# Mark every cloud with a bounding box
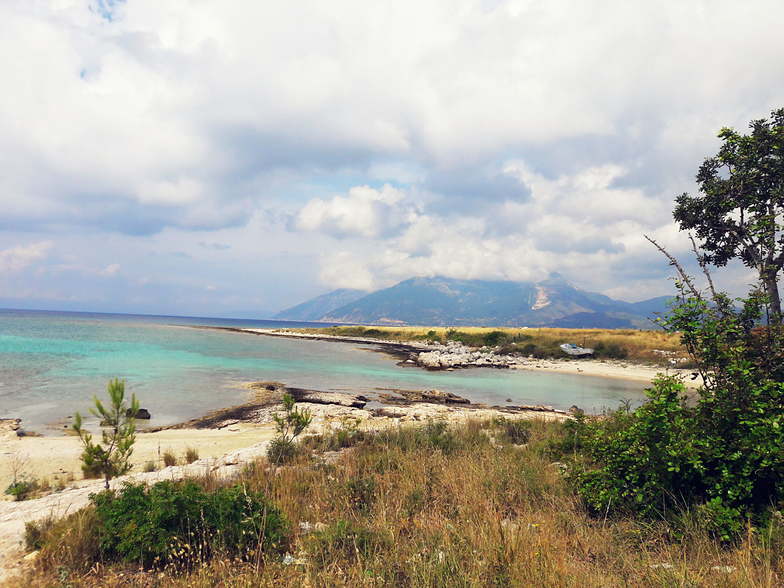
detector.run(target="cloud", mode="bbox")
[99,263,121,276]
[198,242,231,250]
[0,242,52,273]
[318,252,376,290]
[294,184,412,239]
[1,1,782,313]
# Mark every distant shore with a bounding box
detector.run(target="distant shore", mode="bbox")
[212,326,696,388]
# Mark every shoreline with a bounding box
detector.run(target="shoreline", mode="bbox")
[222,325,697,388]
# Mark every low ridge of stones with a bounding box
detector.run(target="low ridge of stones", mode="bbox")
[414,340,520,370]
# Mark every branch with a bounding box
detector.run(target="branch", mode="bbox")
[644,235,701,298]
[689,234,718,301]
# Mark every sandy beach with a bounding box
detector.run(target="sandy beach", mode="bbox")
[512,357,701,389]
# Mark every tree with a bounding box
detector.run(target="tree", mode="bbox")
[674,107,784,323]
[72,378,139,489]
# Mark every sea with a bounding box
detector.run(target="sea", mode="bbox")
[0,309,651,435]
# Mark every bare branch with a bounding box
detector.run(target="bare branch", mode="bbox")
[644,235,701,299]
[689,234,718,301]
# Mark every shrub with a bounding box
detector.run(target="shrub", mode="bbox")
[143,460,157,473]
[572,281,784,538]
[88,480,287,567]
[5,478,39,501]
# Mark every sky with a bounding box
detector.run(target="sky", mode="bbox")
[2,0,783,317]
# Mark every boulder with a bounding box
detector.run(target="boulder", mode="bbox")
[127,408,152,419]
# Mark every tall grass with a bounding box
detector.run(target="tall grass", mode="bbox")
[13,417,782,587]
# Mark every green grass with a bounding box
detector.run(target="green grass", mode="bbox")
[13,417,783,587]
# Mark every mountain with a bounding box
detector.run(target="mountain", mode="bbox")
[275,276,670,329]
[272,288,369,322]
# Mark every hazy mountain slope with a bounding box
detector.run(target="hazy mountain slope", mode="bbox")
[316,276,669,328]
[273,289,369,322]
[274,276,671,328]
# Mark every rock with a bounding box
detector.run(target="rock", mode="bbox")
[0,418,22,436]
[129,408,152,419]
[569,405,583,415]
[288,389,368,408]
[24,550,40,561]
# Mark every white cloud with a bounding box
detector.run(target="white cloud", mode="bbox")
[318,252,375,290]
[295,184,410,239]
[99,263,121,276]
[0,242,52,273]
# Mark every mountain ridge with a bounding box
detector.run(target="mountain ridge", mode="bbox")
[274,276,670,329]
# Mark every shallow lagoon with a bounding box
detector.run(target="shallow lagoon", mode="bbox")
[0,309,650,434]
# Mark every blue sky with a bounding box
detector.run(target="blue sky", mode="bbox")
[1,0,782,317]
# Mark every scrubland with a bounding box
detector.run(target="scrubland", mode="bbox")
[13,416,782,588]
[301,325,687,364]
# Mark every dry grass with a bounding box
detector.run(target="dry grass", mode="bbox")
[13,418,783,588]
[295,325,686,364]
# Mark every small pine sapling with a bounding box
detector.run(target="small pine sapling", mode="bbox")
[267,393,312,463]
[72,378,140,489]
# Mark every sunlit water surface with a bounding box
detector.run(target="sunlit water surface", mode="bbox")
[0,309,650,435]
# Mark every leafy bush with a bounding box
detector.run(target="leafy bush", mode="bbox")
[5,478,38,501]
[88,480,287,567]
[572,283,784,539]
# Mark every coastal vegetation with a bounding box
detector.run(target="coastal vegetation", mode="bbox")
[15,415,784,587]
[72,378,139,489]
[267,392,314,464]
[299,325,686,364]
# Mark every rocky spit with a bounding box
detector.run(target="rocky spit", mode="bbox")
[233,328,522,371]
[412,340,522,370]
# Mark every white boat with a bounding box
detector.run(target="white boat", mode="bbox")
[560,343,594,357]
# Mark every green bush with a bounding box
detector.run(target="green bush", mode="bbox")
[571,286,784,539]
[5,478,38,501]
[89,480,287,567]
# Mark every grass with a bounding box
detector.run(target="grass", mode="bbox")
[294,325,687,364]
[13,417,784,587]
[163,449,177,467]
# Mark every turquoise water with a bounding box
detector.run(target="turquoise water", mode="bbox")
[0,309,650,434]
